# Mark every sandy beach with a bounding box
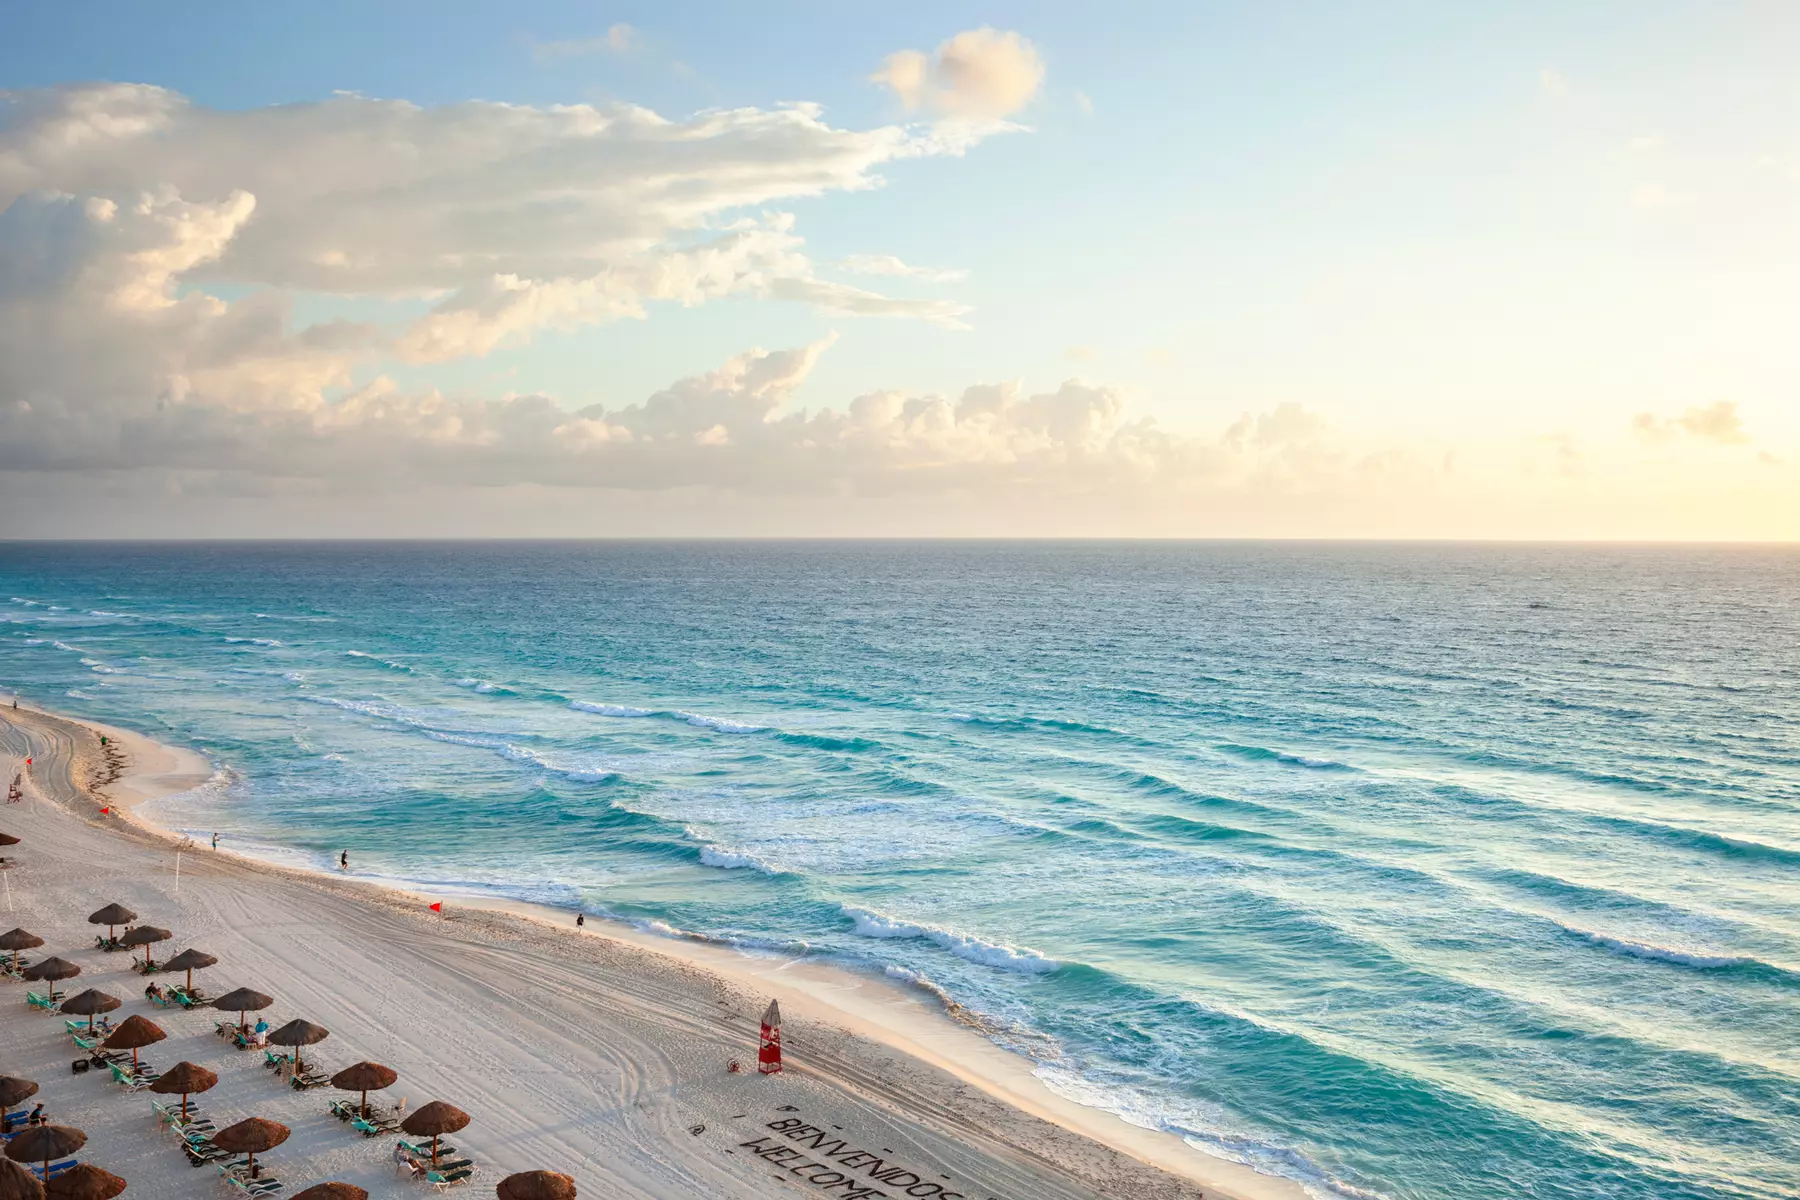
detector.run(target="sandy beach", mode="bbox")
[0,702,1303,1200]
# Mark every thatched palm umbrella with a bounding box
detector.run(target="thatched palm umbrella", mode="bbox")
[266,1019,328,1074]
[42,1164,126,1199]
[0,1078,38,1135]
[497,1171,577,1199]
[0,832,17,847]
[0,1157,46,1200]
[3,1125,86,1183]
[86,906,136,945]
[329,1062,396,1119]
[117,927,169,972]
[160,949,217,995]
[400,1101,469,1167]
[147,1062,216,1121]
[101,1015,165,1073]
[0,929,42,973]
[58,989,120,1034]
[291,1186,366,1200]
[210,988,273,1034]
[22,958,79,1000]
[210,1118,287,1178]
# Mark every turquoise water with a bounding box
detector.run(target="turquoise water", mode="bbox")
[2,541,1796,1200]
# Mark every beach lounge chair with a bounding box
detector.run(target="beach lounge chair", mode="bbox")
[108,1060,160,1090]
[25,1160,79,1181]
[216,1162,282,1195]
[182,1132,236,1166]
[261,1049,288,1072]
[289,1067,330,1091]
[26,991,58,1012]
[94,935,125,952]
[425,1166,475,1191]
[172,986,207,1007]
[151,1098,214,1131]
[397,1140,457,1163]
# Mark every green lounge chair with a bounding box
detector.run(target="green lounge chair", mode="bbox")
[25,991,57,1012]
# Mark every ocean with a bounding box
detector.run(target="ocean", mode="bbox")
[2,541,1795,1200]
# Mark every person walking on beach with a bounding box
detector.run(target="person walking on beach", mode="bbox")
[576,913,584,929]
[340,849,349,870]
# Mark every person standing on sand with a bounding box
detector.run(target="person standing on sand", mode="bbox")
[576,913,584,928]
[212,832,219,850]
[339,849,349,870]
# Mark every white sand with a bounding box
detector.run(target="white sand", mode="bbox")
[0,704,1305,1200]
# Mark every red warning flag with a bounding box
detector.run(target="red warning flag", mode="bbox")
[429,902,443,913]
[758,999,783,1075]
[100,807,111,815]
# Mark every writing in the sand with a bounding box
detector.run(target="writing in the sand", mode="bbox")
[740,1118,973,1199]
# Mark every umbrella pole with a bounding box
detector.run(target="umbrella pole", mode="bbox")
[361,1088,368,1119]
[181,1092,189,1119]
[186,967,194,992]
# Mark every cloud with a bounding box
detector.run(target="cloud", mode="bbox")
[838,253,968,283]
[873,28,1045,119]
[1633,401,1751,445]
[0,83,992,368]
[532,23,635,61]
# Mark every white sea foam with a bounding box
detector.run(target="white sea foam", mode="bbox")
[65,688,94,699]
[20,639,46,645]
[282,672,305,683]
[569,700,657,718]
[677,711,764,734]
[697,844,785,874]
[452,678,511,695]
[840,905,1059,974]
[226,637,283,647]
[1566,925,1762,971]
[88,610,124,617]
[51,641,83,653]
[343,650,410,670]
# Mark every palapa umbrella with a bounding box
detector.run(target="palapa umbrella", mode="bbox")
[86,905,136,945]
[291,1186,366,1200]
[3,1125,86,1183]
[266,1019,328,1074]
[147,1062,216,1121]
[329,1061,396,1119]
[210,1118,288,1178]
[401,1101,469,1167]
[0,1157,46,1200]
[117,927,169,971]
[0,929,43,974]
[160,949,217,995]
[101,1015,165,1072]
[42,1164,126,1199]
[58,989,120,1034]
[0,832,18,847]
[210,987,273,1033]
[497,1171,577,1200]
[22,958,79,1000]
[0,1078,38,1136]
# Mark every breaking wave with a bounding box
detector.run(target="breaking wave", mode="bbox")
[841,905,1059,974]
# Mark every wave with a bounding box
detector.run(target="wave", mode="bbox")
[79,659,129,675]
[88,610,124,618]
[225,637,284,647]
[342,650,411,671]
[10,598,42,606]
[50,640,84,653]
[1594,812,1800,868]
[840,905,1059,974]
[569,700,657,718]
[677,710,764,734]
[452,678,513,696]
[696,842,787,875]
[1557,923,1800,984]
[1216,742,1357,772]
[253,612,335,622]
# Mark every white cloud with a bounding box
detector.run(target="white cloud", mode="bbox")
[1633,402,1751,445]
[838,254,969,283]
[0,83,985,359]
[873,28,1045,119]
[532,23,635,61]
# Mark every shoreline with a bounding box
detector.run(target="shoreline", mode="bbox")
[3,698,1309,1200]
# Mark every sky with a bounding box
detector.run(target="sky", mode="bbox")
[1,1,1796,538]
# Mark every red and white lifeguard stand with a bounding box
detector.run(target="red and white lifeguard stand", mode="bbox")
[758,999,783,1074]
